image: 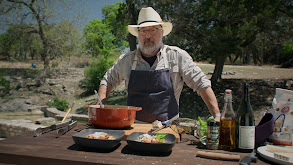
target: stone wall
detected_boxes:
[0,107,88,139]
[0,119,40,138]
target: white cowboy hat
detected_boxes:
[128,7,172,37]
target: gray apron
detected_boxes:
[127,50,179,123]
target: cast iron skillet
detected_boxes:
[72,129,125,150]
[126,132,176,152]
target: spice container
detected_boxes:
[206,121,220,150]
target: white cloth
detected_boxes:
[100,45,211,105]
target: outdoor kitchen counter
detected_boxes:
[0,123,271,165]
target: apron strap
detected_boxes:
[162,46,169,69]
[131,55,138,70]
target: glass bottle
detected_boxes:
[219,89,236,151]
[236,83,255,153]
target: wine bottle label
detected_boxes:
[239,126,255,149]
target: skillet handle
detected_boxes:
[127,107,142,111]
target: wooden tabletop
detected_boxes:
[0,123,272,165]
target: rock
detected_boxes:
[55,84,65,91]
[0,119,41,138]
[43,107,66,118]
[36,88,55,95]
[0,98,31,112]
[286,80,293,88]
[227,71,236,75]
[71,114,88,122]
[28,105,46,115]
[35,117,55,124]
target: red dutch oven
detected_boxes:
[87,105,142,129]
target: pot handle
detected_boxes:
[128,107,142,111]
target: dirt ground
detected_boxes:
[0,59,293,124]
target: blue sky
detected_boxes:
[63,0,124,31]
[86,0,123,20]
[0,0,124,33]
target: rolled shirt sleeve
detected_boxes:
[166,46,211,98]
[180,50,211,93]
[100,53,129,89]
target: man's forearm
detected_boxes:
[199,87,220,121]
[98,84,112,104]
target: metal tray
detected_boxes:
[126,132,176,152]
[72,129,125,150]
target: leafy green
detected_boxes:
[156,134,167,142]
[207,116,215,122]
[198,116,207,136]
[198,116,207,126]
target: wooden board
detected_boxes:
[123,124,180,142]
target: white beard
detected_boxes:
[139,38,162,56]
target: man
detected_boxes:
[98,7,220,123]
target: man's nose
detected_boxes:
[145,31,152,38]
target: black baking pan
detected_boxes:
[126,132,176,152]
[72,129,125,150]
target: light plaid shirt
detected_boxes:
[100,45,211,104]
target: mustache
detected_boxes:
[143,38,155,44]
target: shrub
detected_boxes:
[0,71,10,97]
[47,97,69,111]
[51,61,60,68]
[80,56,115,93]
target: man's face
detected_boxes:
[138,25,163,57]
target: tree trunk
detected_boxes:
[211,54,226,85]
[126,1,137,51]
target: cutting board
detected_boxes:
[123,124,180,143]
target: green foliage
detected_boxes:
[47,97,69,111]
[51,61,60,68]
[47,20,82,59]
[83,19,116,57]
[282,40,293,55]
[0,71,11,97]
[81,55,116,93]
[83,2,128,57]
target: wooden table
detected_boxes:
[0,123,272,165]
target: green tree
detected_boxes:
[1,0,85,84]
[103,2,129,50]
[83,2,129,57]
[46,20,82,60]
[147,0,292,83]
[83,19,116,57]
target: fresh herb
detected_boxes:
[156,133,167,142]
[198,116,207,136]
[207,116,215,122]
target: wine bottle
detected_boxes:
[236,83,255,153]
[219,89,236,151]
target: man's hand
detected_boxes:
[199,87,221,121]
[214,116,220,122]
[98,85,112,105]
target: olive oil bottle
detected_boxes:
[219,89,236,151]
[236,83,255,153]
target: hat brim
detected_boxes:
[128,22,172,37]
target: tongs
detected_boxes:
[57,120,77,137]
[34,120,75,137]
